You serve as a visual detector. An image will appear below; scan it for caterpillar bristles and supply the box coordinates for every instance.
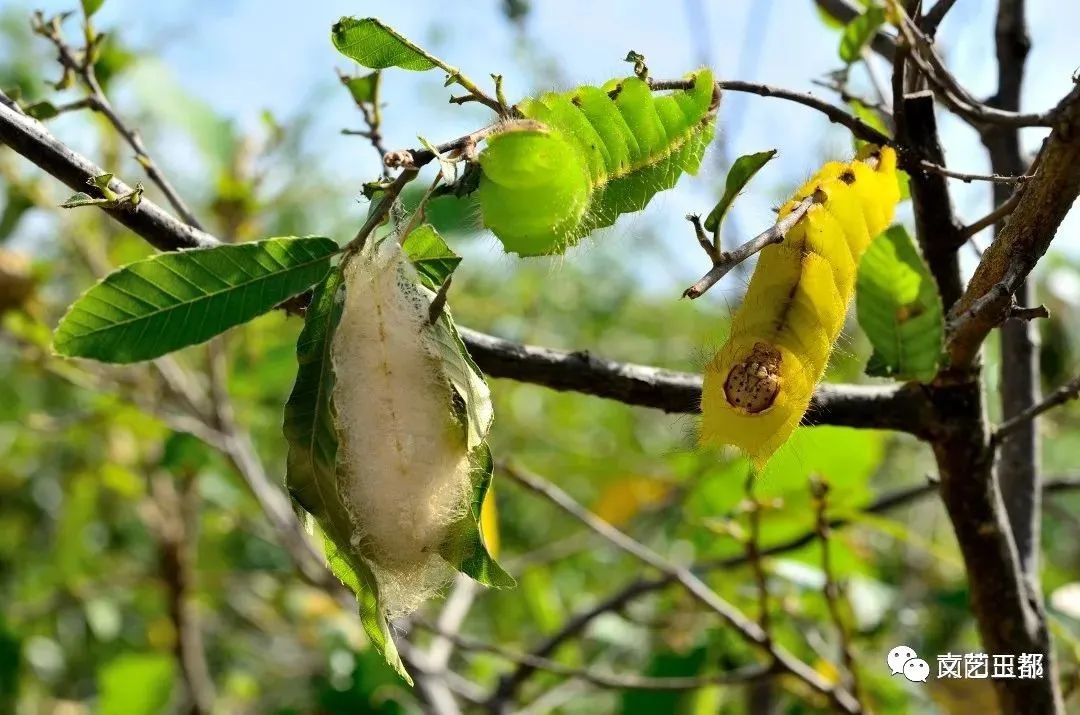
[700,145,900,468]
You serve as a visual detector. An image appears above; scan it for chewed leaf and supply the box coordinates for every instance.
[403,224,460,290]
[282,267,410,683]
[477,69,717,256]
[703,149,777,235]
[856,225,943,381]
[53,236,337,363]
[332,17,440,72]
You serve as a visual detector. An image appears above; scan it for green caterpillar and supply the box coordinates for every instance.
[477,69,718,256]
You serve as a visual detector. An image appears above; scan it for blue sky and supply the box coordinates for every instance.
[15,0,1080,288]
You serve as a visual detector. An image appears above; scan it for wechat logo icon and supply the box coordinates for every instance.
[888,645,929,683]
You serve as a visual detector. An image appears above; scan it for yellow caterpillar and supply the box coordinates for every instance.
[700,146,899,467]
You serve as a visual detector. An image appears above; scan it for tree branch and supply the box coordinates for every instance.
[946,81,1080,369]
[0,96,217,250]
[497,463,861,714]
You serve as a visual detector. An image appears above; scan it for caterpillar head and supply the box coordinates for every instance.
[724,342,782,414]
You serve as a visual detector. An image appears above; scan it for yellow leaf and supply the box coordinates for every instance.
[481,486,500,558]
[592,476,672,527]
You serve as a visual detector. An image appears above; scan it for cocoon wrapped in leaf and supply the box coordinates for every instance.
[330,237,481,617]
[477,69,718,256]
[700,146,900,467]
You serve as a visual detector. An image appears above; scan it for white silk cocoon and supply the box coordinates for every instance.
[332,238,471,617]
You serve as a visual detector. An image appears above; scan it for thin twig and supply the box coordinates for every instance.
[811,477,864,710]
[683,195,815,299]
[960,189,1024,239]
[743,471,771,642]
[336,68,391,179]
[489,474,1080,706]
[500,463,861,714]
[992,374,1080,446]
[917,159,1032,184]
[32,11,203,228]
[686,213,721,263]
[415,619,773,692]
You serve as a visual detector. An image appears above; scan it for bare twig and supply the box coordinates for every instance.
[960,188,1024,239]
[683,195,815,299]
[415,619,773,693]
[151,471,216,714]
[500,463,861,714]
[743,471,771,641]
[811,477,864,710]
[993,374,1080,446]
[686,213,721,263]
[946,81,1080,368]
[490,474,1080,707]
[916,159,1033,184]
[336,68,391,179]
[32,11,203,228]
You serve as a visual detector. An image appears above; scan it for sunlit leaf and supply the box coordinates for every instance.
[53,236,337,363]
[331,17,442,72]
[839,6,886,64]
[403,224,460,290]
[703,149,777,235]
[856,226,943,381]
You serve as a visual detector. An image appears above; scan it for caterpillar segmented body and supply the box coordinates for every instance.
[477,69,718,256]
[700,146,900,467]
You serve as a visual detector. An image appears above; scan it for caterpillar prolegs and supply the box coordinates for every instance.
[700,146,900,467]
[477,69,718,256]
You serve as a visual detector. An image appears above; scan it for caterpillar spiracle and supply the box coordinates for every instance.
[477,69,718,256]
[700,145,900,467]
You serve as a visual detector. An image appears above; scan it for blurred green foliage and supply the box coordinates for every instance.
[1,6,1079,715]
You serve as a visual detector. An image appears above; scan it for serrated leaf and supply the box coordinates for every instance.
[403,224,460,290]
[343,71,380,104]
[839,6,886,64]
[440,444,514,588]
[703,149,777,235]
[81,0,106,17]
[331,17,442,72]
[282,268,411,684]
[856,226,943,381]
[54,236,337,363]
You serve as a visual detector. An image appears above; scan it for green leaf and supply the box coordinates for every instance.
[839,6,886,64]
[429,309,493,450]
[282,268,411,684]
[440,444,515,588]
[53,236,337,363]
[343,71,380,104]
[331,17,443,72]
[81,0,106,18]
[703,149,777,235]
[59,192,107,209]
[403,224,460,290]
[24,101,59,120]
[856,226,943,381]
[98,653,174,715]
